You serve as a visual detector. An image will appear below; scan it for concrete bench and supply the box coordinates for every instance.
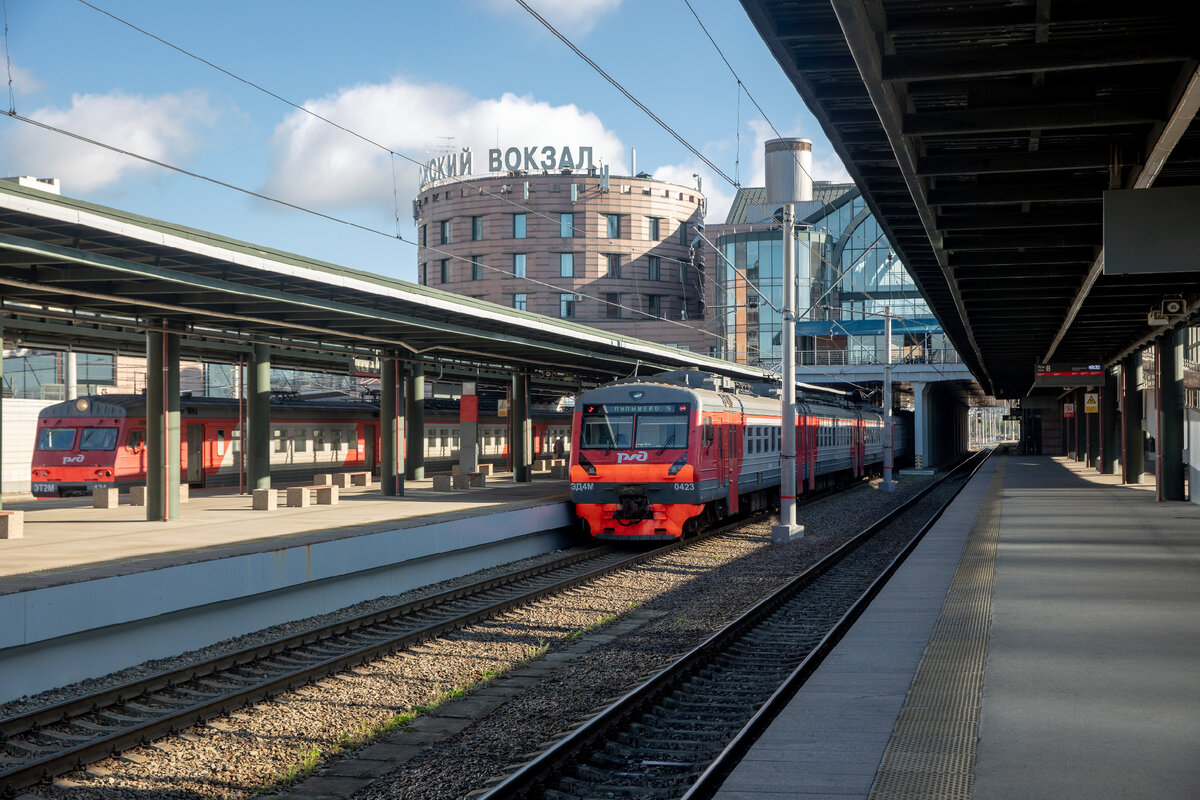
[533,459,549,472]
[286,485,338,507]
[329,473,352,488]
[252,488,281,510]
[0,510,24,539]
[549,464,569,479]
[432,475,453,491]
[93,487,119,508]
[130,484,190,506]
[349,471,372,487]
[476,463,493,476]
[469,472,486,487]
[452,473,472,490]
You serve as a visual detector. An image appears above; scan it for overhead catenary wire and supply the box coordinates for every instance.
[68,0,707,327]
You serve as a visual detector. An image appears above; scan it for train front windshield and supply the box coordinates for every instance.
[580,403,689,451]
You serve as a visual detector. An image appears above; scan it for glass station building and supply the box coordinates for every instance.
[705,139,958,371]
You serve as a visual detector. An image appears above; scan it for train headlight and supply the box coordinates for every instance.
[667,454,688,476]
[578,452,597,476]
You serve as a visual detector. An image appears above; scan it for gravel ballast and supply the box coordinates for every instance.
[18,473,942,800]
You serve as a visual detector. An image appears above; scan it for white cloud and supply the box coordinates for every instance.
[652,160,733,226]
[264,77,627,209]
[479,0,622,36]
[8,63,45,96]
[0,90,217,192]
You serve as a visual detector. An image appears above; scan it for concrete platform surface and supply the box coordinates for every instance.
[0,474,569,592]
[715,454,1200,800]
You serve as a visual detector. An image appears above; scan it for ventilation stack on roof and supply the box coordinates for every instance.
[764,138,812,206]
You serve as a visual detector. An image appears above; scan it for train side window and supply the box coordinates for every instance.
[216,429,225,453]
[127,430,145,451]
[702,418,713,446]
[274,429,286,452]
[332,430,343,452]
[314,430,326,452]
[294,429,307,453]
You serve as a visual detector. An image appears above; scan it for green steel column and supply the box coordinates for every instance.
[381,354,404,496]
[146,322,181,521]
[248,343,271,490]
[1157,331,1185,501]
[405,363,424,480]
[1123,352,1145,484]
[512,371,530,482]
[1100,369,1119,474]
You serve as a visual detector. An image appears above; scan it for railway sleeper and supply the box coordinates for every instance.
[599,740,714,764]
[618,726,728,746]
[35,728,97,746]
[657,696,758,715]
[576,762,698,783]
[557,774,684,799]
[635,712,731,729]
[672,678,770,698]
[3,737,58,757]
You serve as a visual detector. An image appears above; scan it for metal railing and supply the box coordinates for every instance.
[798,348,963,367]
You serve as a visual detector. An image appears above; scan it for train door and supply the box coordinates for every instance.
[186,424,204,485]
[364,425,376,472]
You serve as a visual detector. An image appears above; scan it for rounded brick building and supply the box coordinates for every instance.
[415,168,717,355]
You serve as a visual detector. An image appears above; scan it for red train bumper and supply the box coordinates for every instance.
[577,502,705,541]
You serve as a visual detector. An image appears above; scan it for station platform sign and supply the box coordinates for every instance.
[1035,363,1104,388]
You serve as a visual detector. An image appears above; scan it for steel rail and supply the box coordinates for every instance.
[479,449,992,799]
[0,540,672,795]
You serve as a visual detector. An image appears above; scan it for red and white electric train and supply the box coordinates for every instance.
[31,394,571,498]
[570,370,912,540]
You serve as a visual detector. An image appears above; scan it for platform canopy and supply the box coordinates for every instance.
[0,181,773,389]
[742,0,1200,397]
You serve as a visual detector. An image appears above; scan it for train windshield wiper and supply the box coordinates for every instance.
[657,431,675,455]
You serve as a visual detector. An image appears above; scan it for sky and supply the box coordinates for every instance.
[0,0,850,283]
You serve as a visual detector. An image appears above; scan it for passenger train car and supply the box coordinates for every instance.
[570,370,912,540]
[31,394,570,498]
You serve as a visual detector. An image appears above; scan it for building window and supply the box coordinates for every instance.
[679,221,688,246]
[471,216,483,241]
[560,212,574,238]
[606,213,620,238]
[679,260,687,283]
[560,293,579,318]
[648,255,661,281]
[513,293,527,311]
[513,253,526,277]
[420,224,427,247]
[560,252,574,277]
[471,255,483,280]
[646,294,662,318]
[419,263,426,285]
[606,293,621,318]
[439,220,450,245]
[648,217,661,240]
[606,253,621,278]
[439,259,449,283]
[513,213,527,239]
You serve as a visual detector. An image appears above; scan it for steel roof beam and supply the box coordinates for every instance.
[882,40,1193,82]
[903,102,1161,136]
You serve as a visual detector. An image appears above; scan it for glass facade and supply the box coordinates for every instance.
[714,187,940,368]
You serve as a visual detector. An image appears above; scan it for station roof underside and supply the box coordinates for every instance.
[742,0,1200,398]
[0,182,776,390]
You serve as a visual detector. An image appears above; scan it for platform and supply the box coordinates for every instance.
[715,454,1200,800]
[0,475,573,703]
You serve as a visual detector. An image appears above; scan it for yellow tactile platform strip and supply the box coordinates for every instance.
[868,459,1005,800]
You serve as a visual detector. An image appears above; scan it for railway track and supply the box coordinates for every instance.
[0,536,711,796]
[479,449,992,800]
